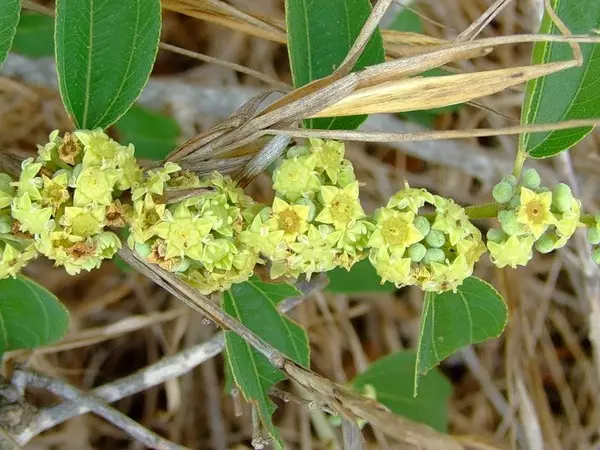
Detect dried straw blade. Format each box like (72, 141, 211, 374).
(310, 61, 577, 117)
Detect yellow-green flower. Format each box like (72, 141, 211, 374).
(272, 156, 321, 201)
(197, 193, 240, 237)
(94, 231, 122, 259)
(75, 129, 120, 167)
(57, 132, 83, 165)
(270, 197, 310, 242)
(72, 166, 118, 206)
(315, 181, 365, 230)
(552, 197, 582, 249)
(309, 138, 345, 182)
(11, 193, 53, 235)
(431, 196, 471, 246)
(154, 204, 212, 259)
(287, 225, 340, 279)
(60, 206, 106, 237)
(202, 238, 237, 272)
(141, 162, 182, 196)
(115, 145, 143, 190)
(387, 184, 435, 213)
(487, 234, 535, 268)
(239, 209, 286, 258)
(516, 187, 556, 239)
(16, 158, 43, 200)
(423, 255, 472, 292)
(0, 241, 37, 279)
(0, 174, 14, 210)
(369, 208, 423, 254)
(37, 130, 62, 163)
(40, 172, 70, 211)
(369, 250, 412, 286)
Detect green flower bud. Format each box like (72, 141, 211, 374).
(508, 194, 521, 210)
(593, 248, 600, 266)
(486, 228, 506, 243)
(589, 227, 600, 245)
(535, 233, 557, 254)
(135, 241, 153, 259)
(552, 183, 573, 213)
(522, 168, 541, 190)
(336, 161, 357, 188)
(413, 216, 430, 237)
(422, 248, 445, 264)
(492, 182, 514, 203)
(408, 243, 427, 262)
(425, 229, 445, 248)
(498, 210, 518, 235)
(501, 175, 518, 187)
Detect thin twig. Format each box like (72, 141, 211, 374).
(159, 43, 290, 91)
(455, 0, 514, 41)
(11, 368, 189, 450)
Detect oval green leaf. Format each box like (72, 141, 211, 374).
(286, 0, 385, 131)
(520, 0, 600, 158)
(415, 277, 507, 394)
(0, 276, 70, 357)
(114, 105, 180, 160)
(0, 0, 20, 67)
(352, 351, 451, 432)
(222, 277, 309, 449)
(55, 0, 161, 129)
(12, 12, 54, 58)
(326, 259, 394, 294)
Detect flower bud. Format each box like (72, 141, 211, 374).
(552, 183, 573, 213)
(413, 216, 430, 237)
(492, 182, 514, 204)
(422, 247, 445, 264)
(588, 227, 600, 245)
(501, 175, 518, 187)
(522, 168, 541, 190)
(425, 229, 445, 248)
(535, 232, 557, 254)
(498, 210, 518, 235)
(286, 145, 309, 159)
(408, 243, 427, 262)
(486, 228, 506, 243)
(135, 241, 153, 260)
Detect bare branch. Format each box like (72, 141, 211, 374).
(11, 368, 188, 450)
(455, 0, 514, 41)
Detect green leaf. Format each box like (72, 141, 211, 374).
(352, 350, 451, 431)
(415, 277, 507, 393)
(521, 0, 600, 158)
(222, 278, 309, 448)
(286, 0, 385, 130)
(12, 12, 54, 58)
(326, 259, 394, 294)
(55, 0, 161, 130)
(0, 0, 20, 67)
(114, 105, 180, 160)
(0, 276, 70, 357)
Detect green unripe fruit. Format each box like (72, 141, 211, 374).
(501, 175, 518, 187)
(593, 248, 600, 266)
(498, 210, 518, 235)
(486, 228, 506, 243)
(172, 258, 191, 273)
(422, 248, 446, 264)
(295, 198, 317, 222)
(413, 216, 431, 237)
(135, 242, 152, 260)
(286, 146, 309, 159)
(552, 183, 572, 213)
(522, 168, 541, 190)
(588, 227, 600, 245)
(492, 182, 514, 203)
(425, 229, 446, 248)
(408, 243, 427, 262)
(535, 233, 557, 254)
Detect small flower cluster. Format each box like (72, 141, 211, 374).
(129, 166, 261, 294)
(486, 168, 581, 268)
(7, 130, 140, 275)
(369, 185, 486, 292)
(240, 139, 372, 280)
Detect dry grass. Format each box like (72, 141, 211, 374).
(2, 0, 600, 449)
